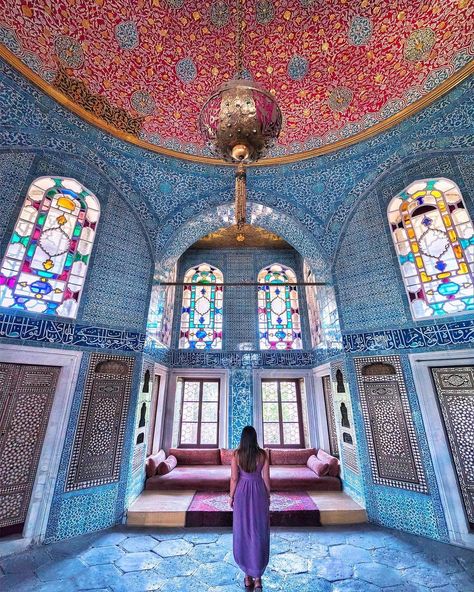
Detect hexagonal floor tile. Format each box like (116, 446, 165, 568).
(267, 552, 309, 575)
(372, 547, 418, 570)
(154, 538, 193, 558)
(72, 564, 123, 590)
(331, 578, 381, 592)
(329, 544, 372, 564)
(120, 534, 160, 553)
(81, 544, 124, 566)
(35, 557, 87, 582)
(313, 557, 353, 582)
(183, 531, 220, 545)
(194, 562, 240, 587)
(156, 555, 200, 578)
(354, 561, 403, 587)
(188, 542, 228, 563)
(92, 531, 128, 547)
(115, 551, 161, 572)
(110, 569, 166, 592)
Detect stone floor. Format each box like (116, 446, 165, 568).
(1, 524, 473, 592)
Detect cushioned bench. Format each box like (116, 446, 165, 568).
(145, 447, 341, 492)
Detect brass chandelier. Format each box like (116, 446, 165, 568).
(198, 0, 282, 238)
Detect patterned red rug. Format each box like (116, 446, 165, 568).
(185, 491, 320, 527)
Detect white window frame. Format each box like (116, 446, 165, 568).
(253, 369, 317, 449)
(0, 344, 81, 555)
(163, 368, 229, 450)
(410, 349, 474, 550)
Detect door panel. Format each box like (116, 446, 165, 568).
(322, 375, 339, 456)
(431, 366, 474, 530)
(0, 363, 60, 536)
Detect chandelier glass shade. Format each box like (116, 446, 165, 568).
(198, 79, 282, 164)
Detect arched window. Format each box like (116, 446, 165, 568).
(0, 176, 100, 319)
(179, 263, 223, 350)
(258, 263, 302, 350)
(389, 178, 474, 320)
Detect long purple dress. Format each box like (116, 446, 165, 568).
(233, 460, 270, 578)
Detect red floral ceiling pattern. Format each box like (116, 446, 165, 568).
(0, 0, 472, 157)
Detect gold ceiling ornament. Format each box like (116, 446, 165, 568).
(198, 0, 282, 240)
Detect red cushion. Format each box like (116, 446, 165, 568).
(220, 448, 235, 465)
(169, 448, 221, 465)
(157, 455, 177, 475)
(317, 449, 340, 477)
(145, 451, 166, 478)
(307, 455, 329, 477)
(269, 448, 316, 465)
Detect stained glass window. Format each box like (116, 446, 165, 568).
(0, 176, 100, 319)
(258, 263, 302, 350)
(179, 263, 223, 350)
(388, 178, 474, 320)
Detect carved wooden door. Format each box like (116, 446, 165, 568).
(322, 375, 339, 456)
(431, 366, 474, 531)
(0, 363, 60, 537)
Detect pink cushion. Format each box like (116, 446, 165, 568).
(145, 465, 341, 492)
(169, 448, 221, 465)
(145, 451, 166, 478)
(317, 449, 340, 477)
(220, 448, 235, 465)
(307, 455, 329, 477)
(146, 465, 231, 491)
(157, 455, 177, 475)
(270, 466, 341, 491)
(269, 448, 316, 465)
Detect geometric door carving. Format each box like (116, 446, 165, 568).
(355, 355, 427, 493)
(66, 353, 134, 491)
(0, 363, 60, 536)
(431, 366, 474, 530)
(322, 374, 339, 457)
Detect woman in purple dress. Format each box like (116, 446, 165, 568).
(230, 426, 271, 590)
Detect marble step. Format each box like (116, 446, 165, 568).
(127, 490, 367, 528)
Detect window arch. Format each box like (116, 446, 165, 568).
(0, 176, 100, 319)
(179, 263, 223, 350)
(258, 263, 302, 350)
(389, 178, 474, 320)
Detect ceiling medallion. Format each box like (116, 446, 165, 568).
(198, 0, 282, 239)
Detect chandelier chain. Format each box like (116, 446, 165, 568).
(236, 0, 243, 76)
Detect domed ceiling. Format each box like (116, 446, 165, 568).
(0, 0, 472, 162)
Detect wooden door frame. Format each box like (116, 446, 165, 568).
(410, 349, 474, 550)
(0, 344, 81, 555)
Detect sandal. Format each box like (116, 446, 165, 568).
(254, 579, 262, 590)
(244, 576, 254, 588)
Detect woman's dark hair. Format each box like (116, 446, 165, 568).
(237, 426, 265, 473)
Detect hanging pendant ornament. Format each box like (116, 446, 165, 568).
(198, 0, 282, 239)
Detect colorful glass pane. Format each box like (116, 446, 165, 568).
(388, 178, 474, 320)
(0, 177, 99, 319)
(179, 263, 223, 350)
(258, 263, 302, 350)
